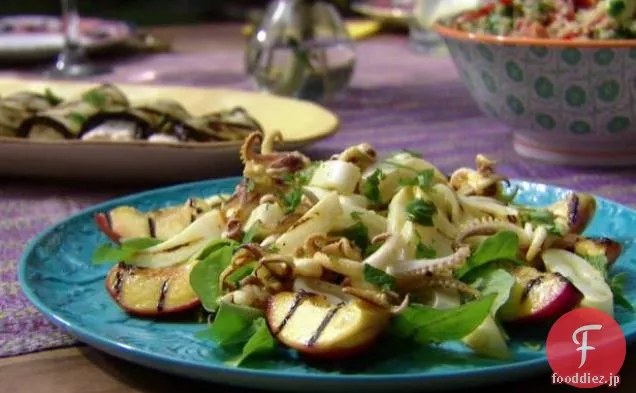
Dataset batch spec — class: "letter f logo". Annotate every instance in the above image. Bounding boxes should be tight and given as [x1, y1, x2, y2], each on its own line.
[572, 324, 602, 368]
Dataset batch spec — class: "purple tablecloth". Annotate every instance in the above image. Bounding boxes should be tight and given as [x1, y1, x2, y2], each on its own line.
[2, 33, 636, 358]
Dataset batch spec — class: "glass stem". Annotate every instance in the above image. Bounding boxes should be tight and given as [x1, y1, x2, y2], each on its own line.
[57, 0, 83, 69]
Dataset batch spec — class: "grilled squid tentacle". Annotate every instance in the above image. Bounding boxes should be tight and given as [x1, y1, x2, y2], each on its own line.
[454, 217, 531, 248]
[387, 246, 471, 278]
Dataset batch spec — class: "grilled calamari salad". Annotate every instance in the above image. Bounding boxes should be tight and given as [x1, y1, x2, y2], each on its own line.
[444, 0, 636, 39]
[92, 131, 631, 365]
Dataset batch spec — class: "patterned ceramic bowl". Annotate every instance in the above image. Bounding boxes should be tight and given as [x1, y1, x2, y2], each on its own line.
[434, 22, 636, 166]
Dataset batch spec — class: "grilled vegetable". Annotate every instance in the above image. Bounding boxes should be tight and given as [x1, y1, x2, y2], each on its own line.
[19, 84, 129, 140]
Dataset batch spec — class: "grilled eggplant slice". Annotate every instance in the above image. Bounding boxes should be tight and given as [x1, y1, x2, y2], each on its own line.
[105, 259, 199, 316]
[95, 197, 215, 242]
[80, 98, 191, 141]
[0, 91, 59, 137]
[19, 84, 129, 140]
[178, 107, 263, 142]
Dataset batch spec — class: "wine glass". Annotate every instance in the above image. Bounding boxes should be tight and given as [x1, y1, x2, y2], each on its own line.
[44, 0, 111, 78]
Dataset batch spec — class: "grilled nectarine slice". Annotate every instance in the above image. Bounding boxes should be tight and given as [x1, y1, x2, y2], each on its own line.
[498, 266, 582, 323]
[95, 198, 213, 242]
[266, 291, 391, 359]
[105, 259, 200, 316]
[548, 192, 596, 234]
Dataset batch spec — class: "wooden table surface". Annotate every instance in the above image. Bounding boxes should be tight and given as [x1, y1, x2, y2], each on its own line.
[1, 24, 634, 393]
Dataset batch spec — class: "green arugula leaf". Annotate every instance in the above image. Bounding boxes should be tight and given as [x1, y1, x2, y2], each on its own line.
[469, 268, 515, 315]
[91, 237, 162, 264]
[363, 264, 396, 291]
[362, 168, 385, 204]
[610, 272, 634, 312]
[226, 318, 277, 367]
[405, 199, 436, 226]
[389, 294, 496, 343]
[456, 231, 523, 279]
[227, 264, 255, 287]
[415, 242, 437, 259]
[333, 220, 369, 252]
[189, 243, 236, 312]
[206, 302, 263, 348]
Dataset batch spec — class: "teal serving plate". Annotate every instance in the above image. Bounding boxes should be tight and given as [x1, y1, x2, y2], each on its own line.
[19, 178, 636, 392]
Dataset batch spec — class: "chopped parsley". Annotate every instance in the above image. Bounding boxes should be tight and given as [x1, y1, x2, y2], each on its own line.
[362, 168, 385, 204]
[399, 169, 435, 193]
[363, 264, 396, 291]
[405, 199, 437, 226]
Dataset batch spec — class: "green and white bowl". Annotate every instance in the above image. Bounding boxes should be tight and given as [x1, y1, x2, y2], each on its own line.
[434, 22, 636, 166]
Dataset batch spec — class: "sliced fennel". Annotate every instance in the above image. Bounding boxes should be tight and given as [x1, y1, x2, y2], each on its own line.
[308, 160, 361, 195]
[275, 191, 342, 254]
[243, 202, 285, 238]
[127, 209, 225, 268]
[542, 248, 614, 317]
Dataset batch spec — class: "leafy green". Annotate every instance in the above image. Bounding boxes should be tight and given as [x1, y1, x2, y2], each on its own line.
[363, 264, 396, 291]
[197, 302, 275, 367]
[227, 264, 255, 287]
[189, 243, 237, 311]
[405, 199, 436, 226]
[456, 231, 522, 280]
[333, 217, 369, 252]
[583, 255, 634, 313]
[399, 169, 435, 193]
[469, 268, 515, 315]
[226, 318, 277, 367]
[82, 90, 107, 107]
[68, 112, 87, 125]
[518, 207, 565, 235]
[415, 242, 437, 259]
[362, 168, 385, 204]
[610, 273, 634, 312]
[363, 242, 382, 258]
[281, 186, 303, 214]
[91, 237, 162, 264]
[389, 294, 496, 343]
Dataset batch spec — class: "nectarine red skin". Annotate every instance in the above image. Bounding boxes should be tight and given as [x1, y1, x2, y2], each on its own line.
[95, 213, 121, 243]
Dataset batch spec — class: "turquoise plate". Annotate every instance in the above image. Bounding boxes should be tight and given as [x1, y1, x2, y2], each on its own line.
[18, 178, 636, 392]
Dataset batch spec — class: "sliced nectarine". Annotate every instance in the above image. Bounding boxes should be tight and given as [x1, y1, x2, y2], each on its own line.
[266, 291, 390, 359]
[105, 259, 200, 316]
[548, 192, 596, 234]
[498, 266, 582, 324]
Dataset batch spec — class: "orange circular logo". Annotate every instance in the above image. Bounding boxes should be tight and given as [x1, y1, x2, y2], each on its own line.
[546, 308, 625, 388]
